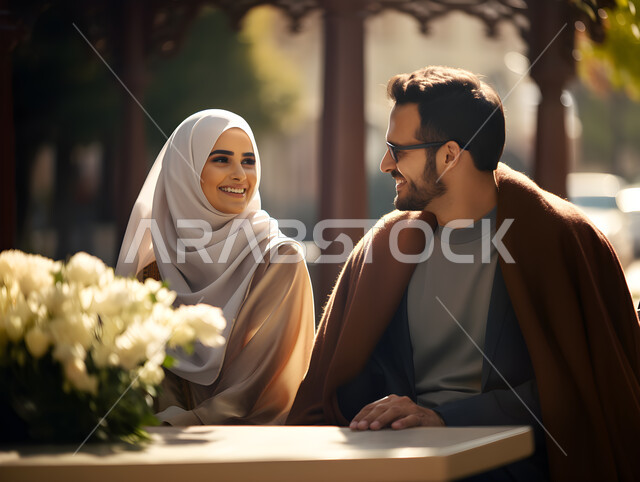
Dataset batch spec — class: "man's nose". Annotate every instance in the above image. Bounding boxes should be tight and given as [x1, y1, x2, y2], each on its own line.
[380, 149, 395, 173]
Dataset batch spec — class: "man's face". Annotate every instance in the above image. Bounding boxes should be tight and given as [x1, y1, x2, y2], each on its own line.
[380, 103, 447, 211]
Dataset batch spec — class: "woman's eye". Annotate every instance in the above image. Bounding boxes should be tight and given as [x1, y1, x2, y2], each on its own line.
[242, 158, 256, 165]
[210, 156, 228, 163]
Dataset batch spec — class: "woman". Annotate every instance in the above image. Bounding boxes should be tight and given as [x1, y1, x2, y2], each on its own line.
[116, 110, 314, 425]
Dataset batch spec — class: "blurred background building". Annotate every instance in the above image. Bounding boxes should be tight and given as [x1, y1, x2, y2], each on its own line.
[2, 0, 640, 310]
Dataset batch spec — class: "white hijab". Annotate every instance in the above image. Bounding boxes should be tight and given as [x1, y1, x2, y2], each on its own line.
[116, 109, 297, 384]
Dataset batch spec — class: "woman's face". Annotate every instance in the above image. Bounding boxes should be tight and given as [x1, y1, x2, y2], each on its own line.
[200, 128, 257, 214]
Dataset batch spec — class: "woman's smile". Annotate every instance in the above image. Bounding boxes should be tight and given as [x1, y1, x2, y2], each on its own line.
[219, 185, 247, 197]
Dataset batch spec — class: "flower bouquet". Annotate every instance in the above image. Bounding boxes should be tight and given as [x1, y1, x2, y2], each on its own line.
[0, 250, 225, 444]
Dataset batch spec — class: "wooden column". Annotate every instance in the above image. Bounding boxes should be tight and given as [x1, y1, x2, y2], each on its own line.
[318, 0, 368, 300]
[528, 0, 574, 197]
[0, 4, 18, 251]
[116, 0, 148, 244]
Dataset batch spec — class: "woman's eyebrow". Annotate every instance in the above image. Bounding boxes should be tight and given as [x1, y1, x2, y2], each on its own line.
[209, 149, 234, 156]
[207, 150, 255, 157]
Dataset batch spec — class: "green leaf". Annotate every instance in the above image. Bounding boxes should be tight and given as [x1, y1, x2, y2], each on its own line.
[577, 4, 640, 101]
[162, 354, 175, 368]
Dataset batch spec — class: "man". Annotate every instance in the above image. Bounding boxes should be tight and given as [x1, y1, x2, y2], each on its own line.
[287, 66, 640, 480]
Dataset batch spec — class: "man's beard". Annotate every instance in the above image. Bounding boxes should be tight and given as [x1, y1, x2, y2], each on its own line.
[393, 151, 447, 211]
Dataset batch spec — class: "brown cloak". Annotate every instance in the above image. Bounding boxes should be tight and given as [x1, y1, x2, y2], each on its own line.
[287, 163, 640, 481]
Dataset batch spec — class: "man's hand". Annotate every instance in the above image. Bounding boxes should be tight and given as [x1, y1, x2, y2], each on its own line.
[349, 394, 445, 431]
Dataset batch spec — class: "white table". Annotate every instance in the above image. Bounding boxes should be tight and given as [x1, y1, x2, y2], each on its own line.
[0, 425, 533, 482]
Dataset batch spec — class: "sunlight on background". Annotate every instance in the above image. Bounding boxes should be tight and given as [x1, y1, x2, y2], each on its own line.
[11, 4, 640, 303]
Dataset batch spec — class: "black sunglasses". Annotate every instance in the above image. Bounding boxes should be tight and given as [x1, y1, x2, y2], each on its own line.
[386, 140, 467, 163]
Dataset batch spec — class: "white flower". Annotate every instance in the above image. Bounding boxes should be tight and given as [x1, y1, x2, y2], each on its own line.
[37, 283, 84, 319]
[1, 249, 227, 414]
[114, 321, 169, 370]
[48, 313, 96, 351]
[5, 315, 25, 342]
[0, 250, 59, 298]
[26, 292, 48, 321]
[97, 314, 126, 348]
[172, 304, 226, 347]
[63, 357, 98, 395]
[92, 278, 152, 318]
[168, 323, 196, 348]
[137, 361, 165, 386]
[52, 342, 86, 364]
[0, 249, 229, 444]
[143, 278, 163, 292]
[144, 278, 176, 306]
[64, 252, 108, 287]
[25, 326, 51, 358]
[92, 343, 120, 368]
[0, 284, 11, 316]
[3, 291, 35, 342]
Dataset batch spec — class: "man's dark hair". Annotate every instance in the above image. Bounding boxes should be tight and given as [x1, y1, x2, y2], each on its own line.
[387, 66, 505, 171]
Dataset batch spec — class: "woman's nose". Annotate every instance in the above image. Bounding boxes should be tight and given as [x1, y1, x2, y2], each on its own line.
[230, 162, 246, 181]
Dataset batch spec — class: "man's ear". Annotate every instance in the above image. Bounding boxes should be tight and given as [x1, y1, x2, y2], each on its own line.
[444, 140, 462, 164]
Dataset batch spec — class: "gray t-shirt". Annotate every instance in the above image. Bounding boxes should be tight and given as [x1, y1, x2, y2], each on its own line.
[407, 207, 497, 409]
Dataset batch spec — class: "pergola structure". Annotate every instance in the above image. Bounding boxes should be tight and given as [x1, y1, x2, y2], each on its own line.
[1, 0, 610, 297]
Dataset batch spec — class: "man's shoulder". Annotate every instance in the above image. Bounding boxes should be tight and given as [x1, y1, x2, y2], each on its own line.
[337, 210, 436, 273]
[372, 210, 437, 238]
[498, 164, 595, 226]
[496, 163, 612, 249]
[359, 210, 436, 253]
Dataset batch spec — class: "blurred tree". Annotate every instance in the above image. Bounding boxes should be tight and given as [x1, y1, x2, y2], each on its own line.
[12, 2, 120, 147]
[145, 7, 300, 152]
[572, 83, 640, 178]
[13, 3, 299, 152]
[576, 0, 640, 100]
[12, 1, 120, 256]
[571, 1, 640, 178]
[241, 7, 303, 133]
[11, 2, 301, 259]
